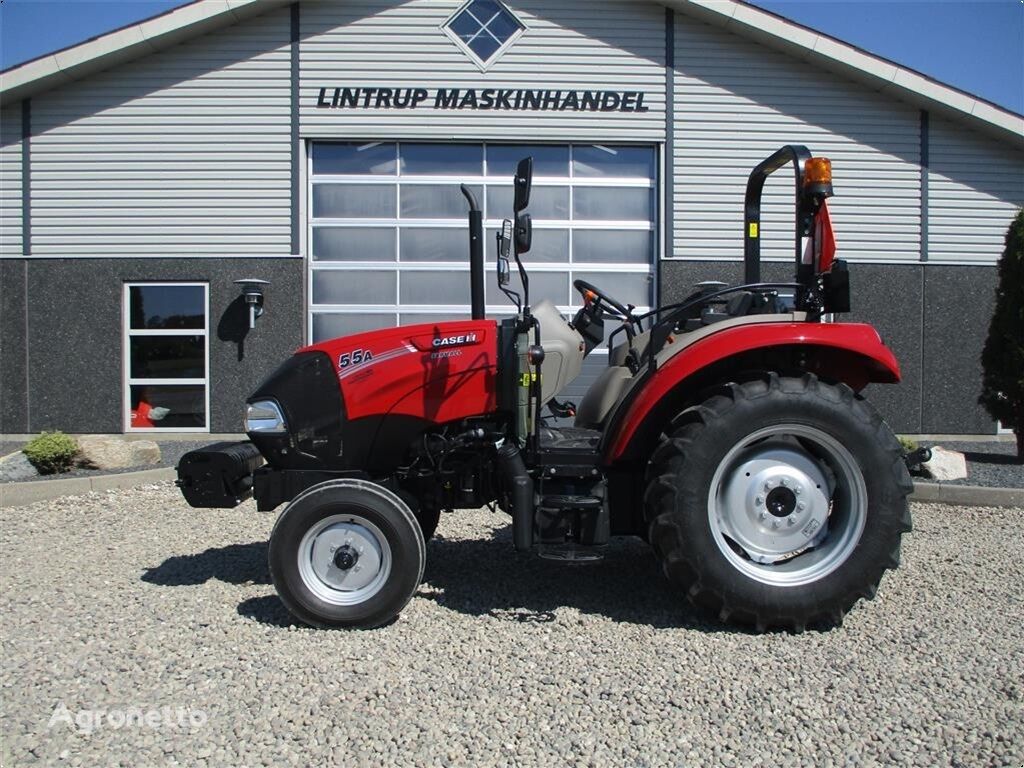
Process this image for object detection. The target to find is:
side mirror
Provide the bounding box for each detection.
[498,218,512,259]
[497,219,512,286]
[514,157,533,213]
[515,212,532,254]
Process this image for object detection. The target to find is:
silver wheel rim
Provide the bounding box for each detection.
[297,513,392,606]
[707,424,867,587]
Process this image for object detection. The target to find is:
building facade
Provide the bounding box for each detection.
[1,0,1022,436]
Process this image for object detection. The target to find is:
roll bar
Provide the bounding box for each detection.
[743,144,816,286]
[632,145,841,364]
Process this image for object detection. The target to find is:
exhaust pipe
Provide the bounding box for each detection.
[497,442,533,551]
[461,184,485,320]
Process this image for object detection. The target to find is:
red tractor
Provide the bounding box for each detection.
[178,146,912,632]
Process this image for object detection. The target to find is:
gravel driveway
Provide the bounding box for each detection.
[1,485,1021,767]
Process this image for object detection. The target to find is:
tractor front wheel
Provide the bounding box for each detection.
[268,479,425,629]
[644,373,912,631]
[413,507,441,542]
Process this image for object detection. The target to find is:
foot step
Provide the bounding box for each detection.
[539,494,602,510]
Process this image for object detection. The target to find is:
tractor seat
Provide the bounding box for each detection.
[608,289,763,370]
[725,291,755,316]
[680,290,783,332]
[608,329,651,368]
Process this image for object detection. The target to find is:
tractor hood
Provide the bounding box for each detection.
[245,320,499,474]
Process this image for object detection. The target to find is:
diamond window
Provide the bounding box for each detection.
[443,0,524,68]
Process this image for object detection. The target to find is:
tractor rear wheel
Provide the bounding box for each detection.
[268,478,425,629]
[644,373,912,632]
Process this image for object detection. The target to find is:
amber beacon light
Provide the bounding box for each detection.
[804,157,832,186]
[803,156,834,200]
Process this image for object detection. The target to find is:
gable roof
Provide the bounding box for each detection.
[2,0,1022,146]
[0,0,291,104]
[671,0,1023,146]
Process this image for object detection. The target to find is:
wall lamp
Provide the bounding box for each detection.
[234,278,270,329]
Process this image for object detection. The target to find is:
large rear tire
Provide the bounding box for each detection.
[268,479,425,629]
[644,373,912,632]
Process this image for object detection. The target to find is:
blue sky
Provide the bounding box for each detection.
[1,0,1021,114]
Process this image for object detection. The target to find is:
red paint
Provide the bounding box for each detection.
[815,200,837,273]
[605,322,901,462]
[303,320,498,423]
[131,400,155,429]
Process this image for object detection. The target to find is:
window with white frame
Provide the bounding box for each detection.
[124,283,209,432]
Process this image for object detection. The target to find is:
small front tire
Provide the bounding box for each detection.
[268,479,425,629]
[413,507,441,541]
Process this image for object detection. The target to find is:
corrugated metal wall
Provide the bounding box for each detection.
[0,101,22,256]
[928,117,1024,264]
[26,9,292,257]
[300,0,665,141]
[671,16,922,265]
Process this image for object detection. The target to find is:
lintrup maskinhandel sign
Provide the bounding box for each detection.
[316,87,651,113]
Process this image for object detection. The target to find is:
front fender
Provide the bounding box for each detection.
[603,322,900,464]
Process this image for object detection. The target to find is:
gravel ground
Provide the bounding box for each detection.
[1,485,1021,767]
[923,441,1023,489]
[0,441,211,484]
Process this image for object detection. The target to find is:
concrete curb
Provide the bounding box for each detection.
[911,482,1024,508]
[1,468,175,508]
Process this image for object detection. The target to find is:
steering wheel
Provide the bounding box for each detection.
[573,279,631,319]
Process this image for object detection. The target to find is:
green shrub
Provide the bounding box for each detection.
[22,432,79,475]
[979,209,1024,460]
[897,436,918,455]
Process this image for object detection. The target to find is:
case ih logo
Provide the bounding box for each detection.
[316,87,650,113]
[432,333,479,348]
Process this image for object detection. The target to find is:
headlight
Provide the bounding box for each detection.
[245,400,287,433]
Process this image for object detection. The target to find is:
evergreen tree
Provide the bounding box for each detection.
[979,209,1024,460]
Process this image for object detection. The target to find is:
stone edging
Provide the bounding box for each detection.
[1,468,176,508]
[910,482,1024,508]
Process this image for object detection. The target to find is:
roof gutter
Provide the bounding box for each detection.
[667,0,1024,148]
[0,0,293,106]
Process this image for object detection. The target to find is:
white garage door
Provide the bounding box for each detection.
[308,141,656,400]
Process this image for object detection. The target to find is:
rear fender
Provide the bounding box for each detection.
[603,322,900,465]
